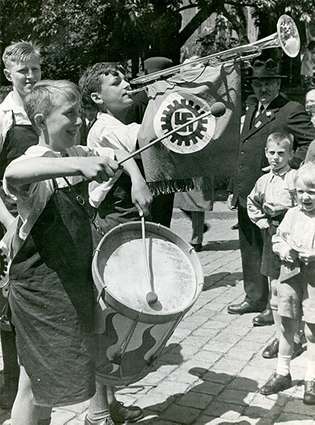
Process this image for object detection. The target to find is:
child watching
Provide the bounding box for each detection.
[2,79,152,425]
[0,40,41,411]
[247,132,303,360]
[259,162,315,404]
[79,63,151,424]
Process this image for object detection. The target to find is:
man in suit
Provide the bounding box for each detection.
[227,58,315,324]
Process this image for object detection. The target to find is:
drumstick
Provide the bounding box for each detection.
[140,214,158,305]
[117,102,226,166]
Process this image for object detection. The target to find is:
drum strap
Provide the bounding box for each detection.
[62,177,105,236]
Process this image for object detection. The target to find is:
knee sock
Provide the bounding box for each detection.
[276,355,291,376]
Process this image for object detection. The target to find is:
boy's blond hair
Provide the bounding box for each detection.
[24,80,81,129]
[2,41,41,68]
[266,131,294,152]
[295,163,315,189]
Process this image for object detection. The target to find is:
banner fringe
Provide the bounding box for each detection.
[148,178,211,196]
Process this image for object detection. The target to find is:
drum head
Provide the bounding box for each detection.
[93,222,203,322]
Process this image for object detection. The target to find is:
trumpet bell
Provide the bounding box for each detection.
[277,14,300,58]
[130,14,300,87]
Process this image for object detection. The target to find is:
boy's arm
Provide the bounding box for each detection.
[4,156,118,189]
[272,211,297,263]
[115,150,153,216]
[247,183,269,229]
[0,194,14,229]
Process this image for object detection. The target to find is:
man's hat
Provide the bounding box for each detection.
[144,57,174,74]
[248,58,287,79]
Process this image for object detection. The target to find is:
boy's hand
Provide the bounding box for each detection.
[131,179,153,217]
[77,157,118,182]
[298,250,315,266]
[263,202,286,217]
[278,246,297,264]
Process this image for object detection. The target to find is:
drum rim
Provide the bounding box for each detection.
[92,221,204,323]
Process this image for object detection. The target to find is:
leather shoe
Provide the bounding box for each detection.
[260,372,292,395]
[304,380,315,405]
[262,338,279,359]
[227,300,265,315]
[262,339,304,360]
[253,308,274,326]
[109,400,143,423]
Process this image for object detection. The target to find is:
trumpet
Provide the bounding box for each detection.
[130,14,300,88]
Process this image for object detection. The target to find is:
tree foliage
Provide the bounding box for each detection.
[0,0,314,83]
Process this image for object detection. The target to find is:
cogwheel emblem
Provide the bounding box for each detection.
[160,98,208,147]
[0,248,8,278]
[154,92,216,154]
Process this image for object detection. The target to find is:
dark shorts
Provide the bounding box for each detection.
[9,262,95,407]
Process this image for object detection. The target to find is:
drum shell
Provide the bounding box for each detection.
[92,221,203,385]
[93,303,184,386]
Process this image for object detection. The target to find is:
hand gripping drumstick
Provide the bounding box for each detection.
[139,211,158,305]
[118,102,226,166]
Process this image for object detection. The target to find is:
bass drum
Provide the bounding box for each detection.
[92,221,203,386]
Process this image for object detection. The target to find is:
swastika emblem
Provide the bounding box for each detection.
[153,92,216,154]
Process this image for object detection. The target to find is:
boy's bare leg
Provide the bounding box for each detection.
[260,316,296,395]
[86,380,110,424]
[87,383,143,423]
[304,323,315,379]
[11,366,51,425]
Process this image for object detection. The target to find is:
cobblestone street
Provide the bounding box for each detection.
[1,204,314,424]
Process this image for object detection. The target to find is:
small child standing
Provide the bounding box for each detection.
[2,80,121,425]
[259,162,315,404]
[247,132,303,360]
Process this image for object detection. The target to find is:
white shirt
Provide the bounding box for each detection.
[0,91,31,153]
[87,112,140,208]
[247,167,296,229]
[0,144,114,288]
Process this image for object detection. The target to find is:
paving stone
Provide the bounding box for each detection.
[204,340,235,354]
[274,414,315,424]
[204,400,244,417]
[212,358,247,374]
[134,391,174,412]
[190,380,225,396]
[177,391,213,410]
[161,403,201,424]
[217,388,255,406]
[283,398,315,416]
[202,370,234,385]
[153,380,192,396]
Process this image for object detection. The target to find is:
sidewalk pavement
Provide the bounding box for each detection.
[1,203,314,424]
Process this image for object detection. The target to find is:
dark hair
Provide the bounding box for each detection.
[79,62,125,107]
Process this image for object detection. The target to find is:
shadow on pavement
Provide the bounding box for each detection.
[203,272,243,292]
[137,366,267,424]
[202,240,240,252]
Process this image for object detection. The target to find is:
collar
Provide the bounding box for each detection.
[0,90,26,115]
[270,164,291,177]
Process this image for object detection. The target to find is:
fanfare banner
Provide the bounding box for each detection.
[137,62,241,195]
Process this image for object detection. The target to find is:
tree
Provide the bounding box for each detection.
[0,0,314,83]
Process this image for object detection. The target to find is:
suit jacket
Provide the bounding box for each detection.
[231,93,315,207]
